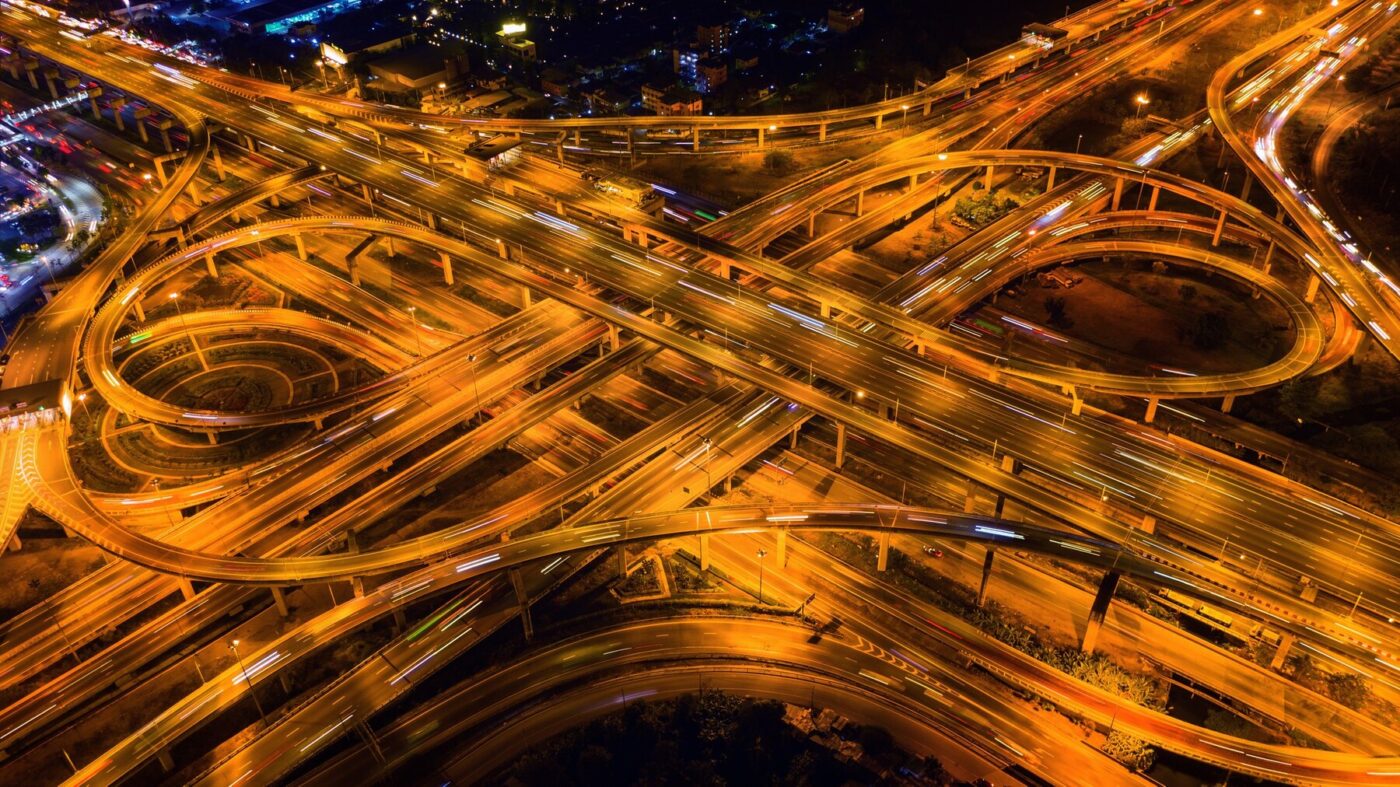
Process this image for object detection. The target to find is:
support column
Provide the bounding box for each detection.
[819,300,832,318]
[983,165,993,191]
[440,251,453,285]
[347,256,361,287]
[608,324,620,351]
[1240,171,1253,202]
[818,122,827,142]
[1221,394,1236,414]
[1111,177,1124,211]
[87,86,103,118]
[1046,165,1057,191]
[211,143,225,181]
[757,126,765,147]
[270,587,290,617]
[508,567,534,641]
[518,285,532,309]
[109,97,126,131]
[177,576,196,601]
[994,455,1018,518]
[964,479,977,513]
[876,531,891,572]
[617,545,628,579]
[348,532,364,597]
[855,189,865,217]
[1144,397,1159,424]
[806,211,815,237]
[1269,632,1296,669]
[361,183,373,204]
[133,107,150,144]
[383,236,395,258]
[699,533,710,571]
[875,112,883,130]
[1212,209,1227,247]
[692,126,700,152]
[1262,239,1276,272]
[834,422,847,469]
[1147,185,1160,212]
[1080,570,1122,653]
[294,233,307,261]
[157,749,175,773]
[157,120,173,154]
[977,547,996,607]
[1304,274,1320,303]
[776,530,787,568]
[134,300,146,322]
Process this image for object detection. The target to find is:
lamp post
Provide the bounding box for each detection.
[756,549,767,604]
[229,639,269,728]
[467,353,481,418]
[407,306,421,355]
[1134,93,1149,119]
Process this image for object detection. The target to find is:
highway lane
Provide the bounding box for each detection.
[1210,0,1400,358]
[98,386,808,785]
[67,504,1400,786]
[299,618,1056,787]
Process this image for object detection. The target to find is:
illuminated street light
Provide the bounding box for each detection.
[228,640,269,728]
[467,353,481,418]
[756,548,768,604]
[407,306,422,355]
[1134,93,1150,119]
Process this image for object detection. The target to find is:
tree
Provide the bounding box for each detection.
[1044,296,1073,329]
[1191,311,1230,350]
[1326,673,1371,709]
[1178,283,1198,304]
[1103,731,1155,771]
[763,150,795,174]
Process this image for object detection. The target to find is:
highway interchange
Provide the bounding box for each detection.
[0,0,1399,783]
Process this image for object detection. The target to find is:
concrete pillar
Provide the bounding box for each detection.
[383,236,395,258]
[875,112,883,130]
[1144,397,1159,423]
[110,97,126,131]
[270,193,281,209]
[789,424,800,450]
[617,545,628,579]
[177,576,196,601]
[964,479,977,513]
[1139,514,1156,534]
[757,126,765,147]
[1111,177,1124,211]
[699,533,710,570]
[1221,394,1236,414]
[361,183,373,204]
[1211,209,1227,247]
[157,748,175,773]
[133,300,146,322]
[158,122,173,154]
[1047,165,1057,191]
[509,567,533,641]
[211,143,225,181]
[819,301,832,318]
[1080,570,1122,653]
[496,238,509,259]
[976,547,995,607]
[775,530,787,568]
[518,285,532,309]
[42,67,58,99]
[1240,171,1253,202]
[994,455,1018,518]
[1147,185,1160,212]
[1269,632,1296,669]
[984,165,993,191]
[1304,274,1320,303]
[856,190,865,217]
[347,531,365,598]
[294,234,307,261]
[818,122,827,142]
[1262,240,1275,272]
[347,256,361,287]
[807,211,816,237]
[692,126,700,152]
[7,532,19,552]
[271,587,291,617]
[133,108,150,144]
[876,531,891,572]
[440,251,453,285]
[24,61,37,90]
[608,324,620,351]
[88,86,102,118]
[834,422,847,469]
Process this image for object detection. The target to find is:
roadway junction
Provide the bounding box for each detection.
[0,0,1397,784]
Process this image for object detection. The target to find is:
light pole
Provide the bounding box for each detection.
[467,353,481,418]
[1075,133,1083,155]
[756,549,767,604]
[229,639,269,728]
[701,436,713,492]
[1134,93,1149,120]
[407,306,421,355]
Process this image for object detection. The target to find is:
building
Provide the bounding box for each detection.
[642,82,702,116]
[367,44,467,92]
[497,22,537,63]
[827,4,864,34]
[696,56,727,92]
[583,86,631,114]
[696,18,730,54]
[226,0,362,35]
[540,67,577,97]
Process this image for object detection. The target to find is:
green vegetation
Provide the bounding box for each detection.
[494,691,965,786]
[952,191,1019,227]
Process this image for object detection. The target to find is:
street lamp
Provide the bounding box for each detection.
[756,549,767,604]
[228,639,269,728]
[467,353,481,418]
[407,306,421,355]
[1133,93,1150,119]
